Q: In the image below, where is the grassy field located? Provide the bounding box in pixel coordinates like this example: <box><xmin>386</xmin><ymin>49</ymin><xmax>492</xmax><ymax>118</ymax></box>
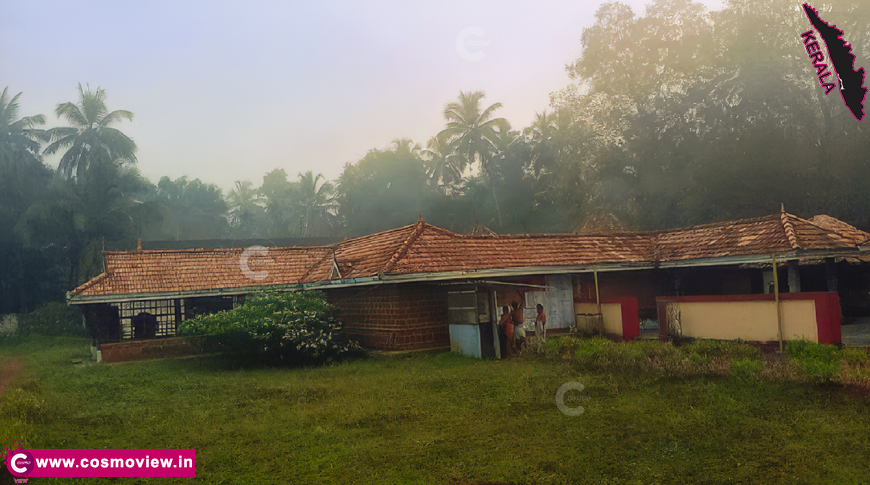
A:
<box><xmin>1</xmin><ymin>336</ymin><xmax>870</xmax><ymax>484</ymax></box>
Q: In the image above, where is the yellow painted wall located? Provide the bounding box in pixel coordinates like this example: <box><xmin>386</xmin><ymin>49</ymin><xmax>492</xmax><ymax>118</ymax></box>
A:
<box><xmin>673</xmin><ymin>300</ymin><xmax>817</xmax><ymax>342</ymax></box>
<box><xmin>574</xmin><ymin>303</ymin><xmax>623</xmax><ymax>336</ymax></box>
<box><xmin>781</xmin><ymin>300</ymin><xmax>819</xmax><ymax>341</ymax></box>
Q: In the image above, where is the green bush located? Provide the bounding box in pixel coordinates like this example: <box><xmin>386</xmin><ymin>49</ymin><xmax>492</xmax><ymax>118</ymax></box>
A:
<box><xmin>731</xmin><ymin>359</ymin><xmax>762</xmax><ymax>379</ymax></box>
<box><xmin>179</xmin><ymin>291</ymin><xmax>360</xmax><ymax>365</ymax></box>
<box><xmin>786</xmin><ymin>339</ymin><xmax>841</xmax><ymax>378</ymax></box>
<box><xmin>16</xmin><ymin>302</ymin><xmax>85</xmax><ymax>337</ymax></box>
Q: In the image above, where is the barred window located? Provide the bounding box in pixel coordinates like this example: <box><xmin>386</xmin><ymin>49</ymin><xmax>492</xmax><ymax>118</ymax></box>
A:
<box><xmin>112</xmin><ymin>300</ymin><xmax>184</xmax><ymax>339</ymax></box>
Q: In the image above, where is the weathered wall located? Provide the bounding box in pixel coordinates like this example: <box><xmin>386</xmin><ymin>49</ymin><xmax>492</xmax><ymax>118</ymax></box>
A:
<box><xmin>573</xmin><ymin>298</ymin><xmax>640</xmax><ymax>340</ymax></box>
<box><xmin>575</xmin><ymin>302</ymin><xmax>623</xmax><ymax>335</ymax></box>
<box><xmin>449</xmin><ymin>324</ymin><xmax>482</xmax><ymax>358</ymax></box>
<box><xmin>326</xmin><ymin>284</ymin><xmax>450</xmax><ymax>351</ymax></box>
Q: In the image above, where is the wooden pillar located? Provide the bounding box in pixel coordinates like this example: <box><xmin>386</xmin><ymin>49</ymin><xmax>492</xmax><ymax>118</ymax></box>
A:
<box><xmin>594</xmin><ymin>270</ymin><xmax>602</xmax><ymax>336</ymax></box>
<box><xmin>787</xmin><ymin>260</ymin><xmax>801</xmax><ymax>293</ymax></box>
<box><xmin>174</xmin><ymin>299</ymin><xmax>182</xmax><ymax>335</ymax></box>
<box><xmin>825</xmin><ymin>258</ymin><xmax>838</xmax><ymax>292</ymax></box>
<box><xmin>773</xmin><ymin>255</ymin><xmax>784</xmax><ymax>353</ymax></box>
<box><xmin>491</xmin><ymin>290</ymin><xmax>501</xmax><ymax>360</ymax></box>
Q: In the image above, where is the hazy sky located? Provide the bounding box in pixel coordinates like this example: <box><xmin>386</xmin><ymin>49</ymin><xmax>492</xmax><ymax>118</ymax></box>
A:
<box><xmin>2</xmin><ymin>0</ymin><xmax>723</xmax><ymax>193</ymax></box>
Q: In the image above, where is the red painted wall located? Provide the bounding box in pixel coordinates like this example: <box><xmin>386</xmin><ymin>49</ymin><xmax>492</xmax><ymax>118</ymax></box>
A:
<box><xmin>326</xmin><ymin>284</ymin><xmax>450</xmax><ymax>351</ymax></box>
<box><xmin>601</xmin><ymin>297</ymin><xmax>640</xmax><ymax>341</ymax></box>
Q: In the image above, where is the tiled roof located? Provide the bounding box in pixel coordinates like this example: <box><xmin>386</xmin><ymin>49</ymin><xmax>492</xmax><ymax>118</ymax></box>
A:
<box><xmin>71</xmin><ymin>246</ymin><xmax>332</xmax><ymax>298</ymax></box>
<box><xmin>386</xmin><ymin>225</ymin><xmax>653</xmax><ymax>275</ymax></box>
<box><xmin>70</xmin><ymin>212</ymin><xmax>866</xmax><ymax>300</ymax></box>
<box><xmin>809</xmin><ymin>215</ymin><xmax>870</xmax><ymax>245</ymax></box>
<box><xmin>301</xmin><ymin>223</ymin><xmax>421</xmax><ymax>281</ymax></box>
<box><xmin>651</xmin><ymin>213</ymin><xmax>858</xmax><ymax>262</ymax></box>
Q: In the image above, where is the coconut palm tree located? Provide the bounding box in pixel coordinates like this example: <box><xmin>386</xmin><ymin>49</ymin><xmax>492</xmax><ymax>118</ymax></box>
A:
<box><xmin>422</xmin><ymin>133</ymin><xmax>463</xmax><ymax>188</ymax></box>
<box><xmin>0</xmin><ymin>88</ymin><xmax>50</xmax><ymax>207</ymax></box>
<box><xmin>294</xmin><ymin>171</ymin><xmax>335</xmax><ymax>237</ymax></box>
<box><xmin>44</xmin><ymin>83</ymin><xmax>136</xmax><ymax>181</ymax></box>
<box><xmin>390</xmin><ymin>137</ymin><xmax>421</xmax><ymax>158</ymax></box>
<box><xmin>226</xmin><ymin>180</ymin><xmax>264</xmax><ymax>228</ymax></box>
<box><xmin>0</xmin><ymin>87</ymin><xmax>48</xmax><ymax>167</ymax></box>
<box><xmin>438</xmin><ymin>91</ymin><xmax>510</xmax><ymax>225</ymax></box>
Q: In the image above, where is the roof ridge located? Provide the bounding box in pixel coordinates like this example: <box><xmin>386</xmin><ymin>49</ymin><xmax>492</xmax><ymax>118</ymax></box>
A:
<box><xmin>382</xmin><ymin>221</ymin><xmax>427</xmax><ymax>274</ymax></box>
<box><xmin>105</xmin><ymin>246</ymin><xmax>332</xmax><ymax>254</ymax></box>
<box><xmin>300</xmin><ymin>247</ymin><xmax>338</xmax><ymax>282</ymax></box>
<box><xmin>780</xmin><ymin>212</ymin><xmax>801</xmax><ymax>250</ymax></box>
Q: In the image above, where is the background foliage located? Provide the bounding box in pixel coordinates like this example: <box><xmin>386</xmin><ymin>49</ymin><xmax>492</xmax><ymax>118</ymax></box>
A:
<box><xmin>1</xmin><ymin>0</ymin><xmax>868</xmax><ymax>314</ymax></box>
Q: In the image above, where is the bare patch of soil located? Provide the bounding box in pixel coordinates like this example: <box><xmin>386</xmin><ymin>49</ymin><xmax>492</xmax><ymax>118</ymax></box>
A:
<box><xmin>0</xmin><ymin>357</ymin><xmax>23</xmax><ymax>395</ymax></box>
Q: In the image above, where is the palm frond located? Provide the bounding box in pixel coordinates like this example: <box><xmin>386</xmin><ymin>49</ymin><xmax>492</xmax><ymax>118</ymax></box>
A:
<box><xmin>100</xmin><ymin>109</ymin><xmax>134</xmax><ymax>126</ymax></box>
<box><xmin>78</xmin><ymin>83</ymin><xmax>108</xmax><ymax>125</ymax></box>
<box><xmin>55</xmin><ymin>102</ymin><xmax>89</xmax><ymax>128</ymax></box>
<box><xmin>42</xmin><ymin>130</ymin><xmax>78</xmax><ymax>155</ymax></box>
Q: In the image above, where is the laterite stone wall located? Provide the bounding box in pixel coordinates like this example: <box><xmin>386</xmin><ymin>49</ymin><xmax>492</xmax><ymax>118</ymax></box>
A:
<box><xmin>99</xmin><ymin>337</ymin><xmax>201</xmax><ymax>363</ymax></box>
<box><xmin>327</xmin><ymin>284</ymin><xmax>450</xmax><ymax>351</ymax></box>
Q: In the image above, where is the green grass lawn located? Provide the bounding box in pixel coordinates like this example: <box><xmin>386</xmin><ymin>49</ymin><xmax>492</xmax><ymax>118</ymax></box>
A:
<box><xmin>2</xmin><ymin>336</ymin><xmax>870</xmax><ymax>484</ymax></box>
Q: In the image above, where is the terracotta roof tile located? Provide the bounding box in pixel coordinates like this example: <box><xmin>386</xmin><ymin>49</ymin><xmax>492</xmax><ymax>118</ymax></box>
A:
<box><xmin>70</xmin><ymin>212</ymin><xmax>865</xmax><ymax>299</ymax></box>
<box><xmin>809</xmin><ymin>215</ymin><xmax>870</xmax><ymax>244</ymax></box>
<box><xmin>71</xmin><ymin>246</ymin><xmax>332</xmax><ymax>297</ymax></box>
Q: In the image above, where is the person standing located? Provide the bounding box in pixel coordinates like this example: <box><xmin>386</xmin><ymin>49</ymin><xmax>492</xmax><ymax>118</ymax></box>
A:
<box><xmin>498</xmin><ymin>306</ymin><xmax>513</xmax><ymax>357</ymax></box>
<box><xmin>535</xmin><ymin>304</ymin><xmax>547</xmax><ymax>351</ymax></box>
<box><xmin>510</xmin><ymin>301</ymin><xmax>525</xmax><ymax>353</ymax></box>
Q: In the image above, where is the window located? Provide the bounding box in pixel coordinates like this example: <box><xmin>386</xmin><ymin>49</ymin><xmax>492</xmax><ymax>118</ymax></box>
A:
<box><xmin>112</xmin><ymin>299</ymin><xmax>183</xmax><ymax>339</ymax></box>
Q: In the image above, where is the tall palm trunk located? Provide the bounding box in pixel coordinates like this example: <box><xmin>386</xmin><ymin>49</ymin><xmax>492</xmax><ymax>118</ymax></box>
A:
<box><xmin>490</xmin><ymin>179</ymin><xmax>503</xmax><ymax>228</ymax></box>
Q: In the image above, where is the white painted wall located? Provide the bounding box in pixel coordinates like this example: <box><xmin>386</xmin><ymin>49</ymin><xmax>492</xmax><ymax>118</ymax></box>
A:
<box><xmin>523</xmin><ymin>275</ymin><xmax>575</xmax><ymax>329</ymax></box>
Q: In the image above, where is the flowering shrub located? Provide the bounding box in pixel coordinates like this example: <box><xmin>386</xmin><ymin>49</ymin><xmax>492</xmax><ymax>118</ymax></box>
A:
<box><xmin>179</xmin><ymin>291</ymin><xmax>360</xmax><ymax>365</ymax></box>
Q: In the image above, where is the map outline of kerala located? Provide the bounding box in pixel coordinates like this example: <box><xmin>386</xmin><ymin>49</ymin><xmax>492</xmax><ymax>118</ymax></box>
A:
<box><xmin>802</xmin><ymin>3</ymin><xmax>867</xmax><ymax>121</ymax></box>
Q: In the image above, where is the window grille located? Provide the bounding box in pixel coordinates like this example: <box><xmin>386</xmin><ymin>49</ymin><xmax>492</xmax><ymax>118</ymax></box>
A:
<box><xmin>112</xmin><ymin>299</ymin><xmax>183</xmax><ymax>339</ymax></box>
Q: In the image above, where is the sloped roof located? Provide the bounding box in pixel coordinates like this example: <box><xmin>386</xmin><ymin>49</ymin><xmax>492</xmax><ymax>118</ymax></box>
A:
<box><xmin>71</xmin><ymin>246</ymin><xmax>332</xmax><ymax>298</ymax></box>
<box><xmin>301</xmin><ymin>223</ymin><xmax>422</xmax><ymax>281</ymax></box>
<box><xmin>809</xmin><ymin>215</ymin><xmax>870</xmax><ymax>245</ymax></box>
<box><xmin>652</xmin><ymin>213</ymin><xmax>859</xmax><ymax>262</ymax></box>
<box><xmin>386</xmin><ymin>225</ymin><xmax>653</xmax><ymax>275</ymax></box>
<box><xmin>70</xmin><ymin>212</ymin><xmax>867</xmax><ymax>301</ymax></box>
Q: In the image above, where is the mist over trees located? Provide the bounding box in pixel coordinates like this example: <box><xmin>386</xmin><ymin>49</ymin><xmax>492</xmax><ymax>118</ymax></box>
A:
<box><xmin>1</xmin><ymin>0</ymin><xmax>869</xmax><ymax>314</ymax></box>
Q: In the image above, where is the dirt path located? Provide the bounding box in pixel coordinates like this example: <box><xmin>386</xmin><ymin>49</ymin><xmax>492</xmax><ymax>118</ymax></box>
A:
<box><xmin>0</xmin><ymin>357</ymin><xmax>23</xmax><ymax>395</ymax></box>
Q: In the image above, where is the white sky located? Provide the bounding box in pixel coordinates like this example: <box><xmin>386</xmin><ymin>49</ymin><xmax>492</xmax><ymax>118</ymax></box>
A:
<box><xmin>1</xmin><ymin>0</ymin><xmax>724</xmax><ymax>193</ymax></box>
